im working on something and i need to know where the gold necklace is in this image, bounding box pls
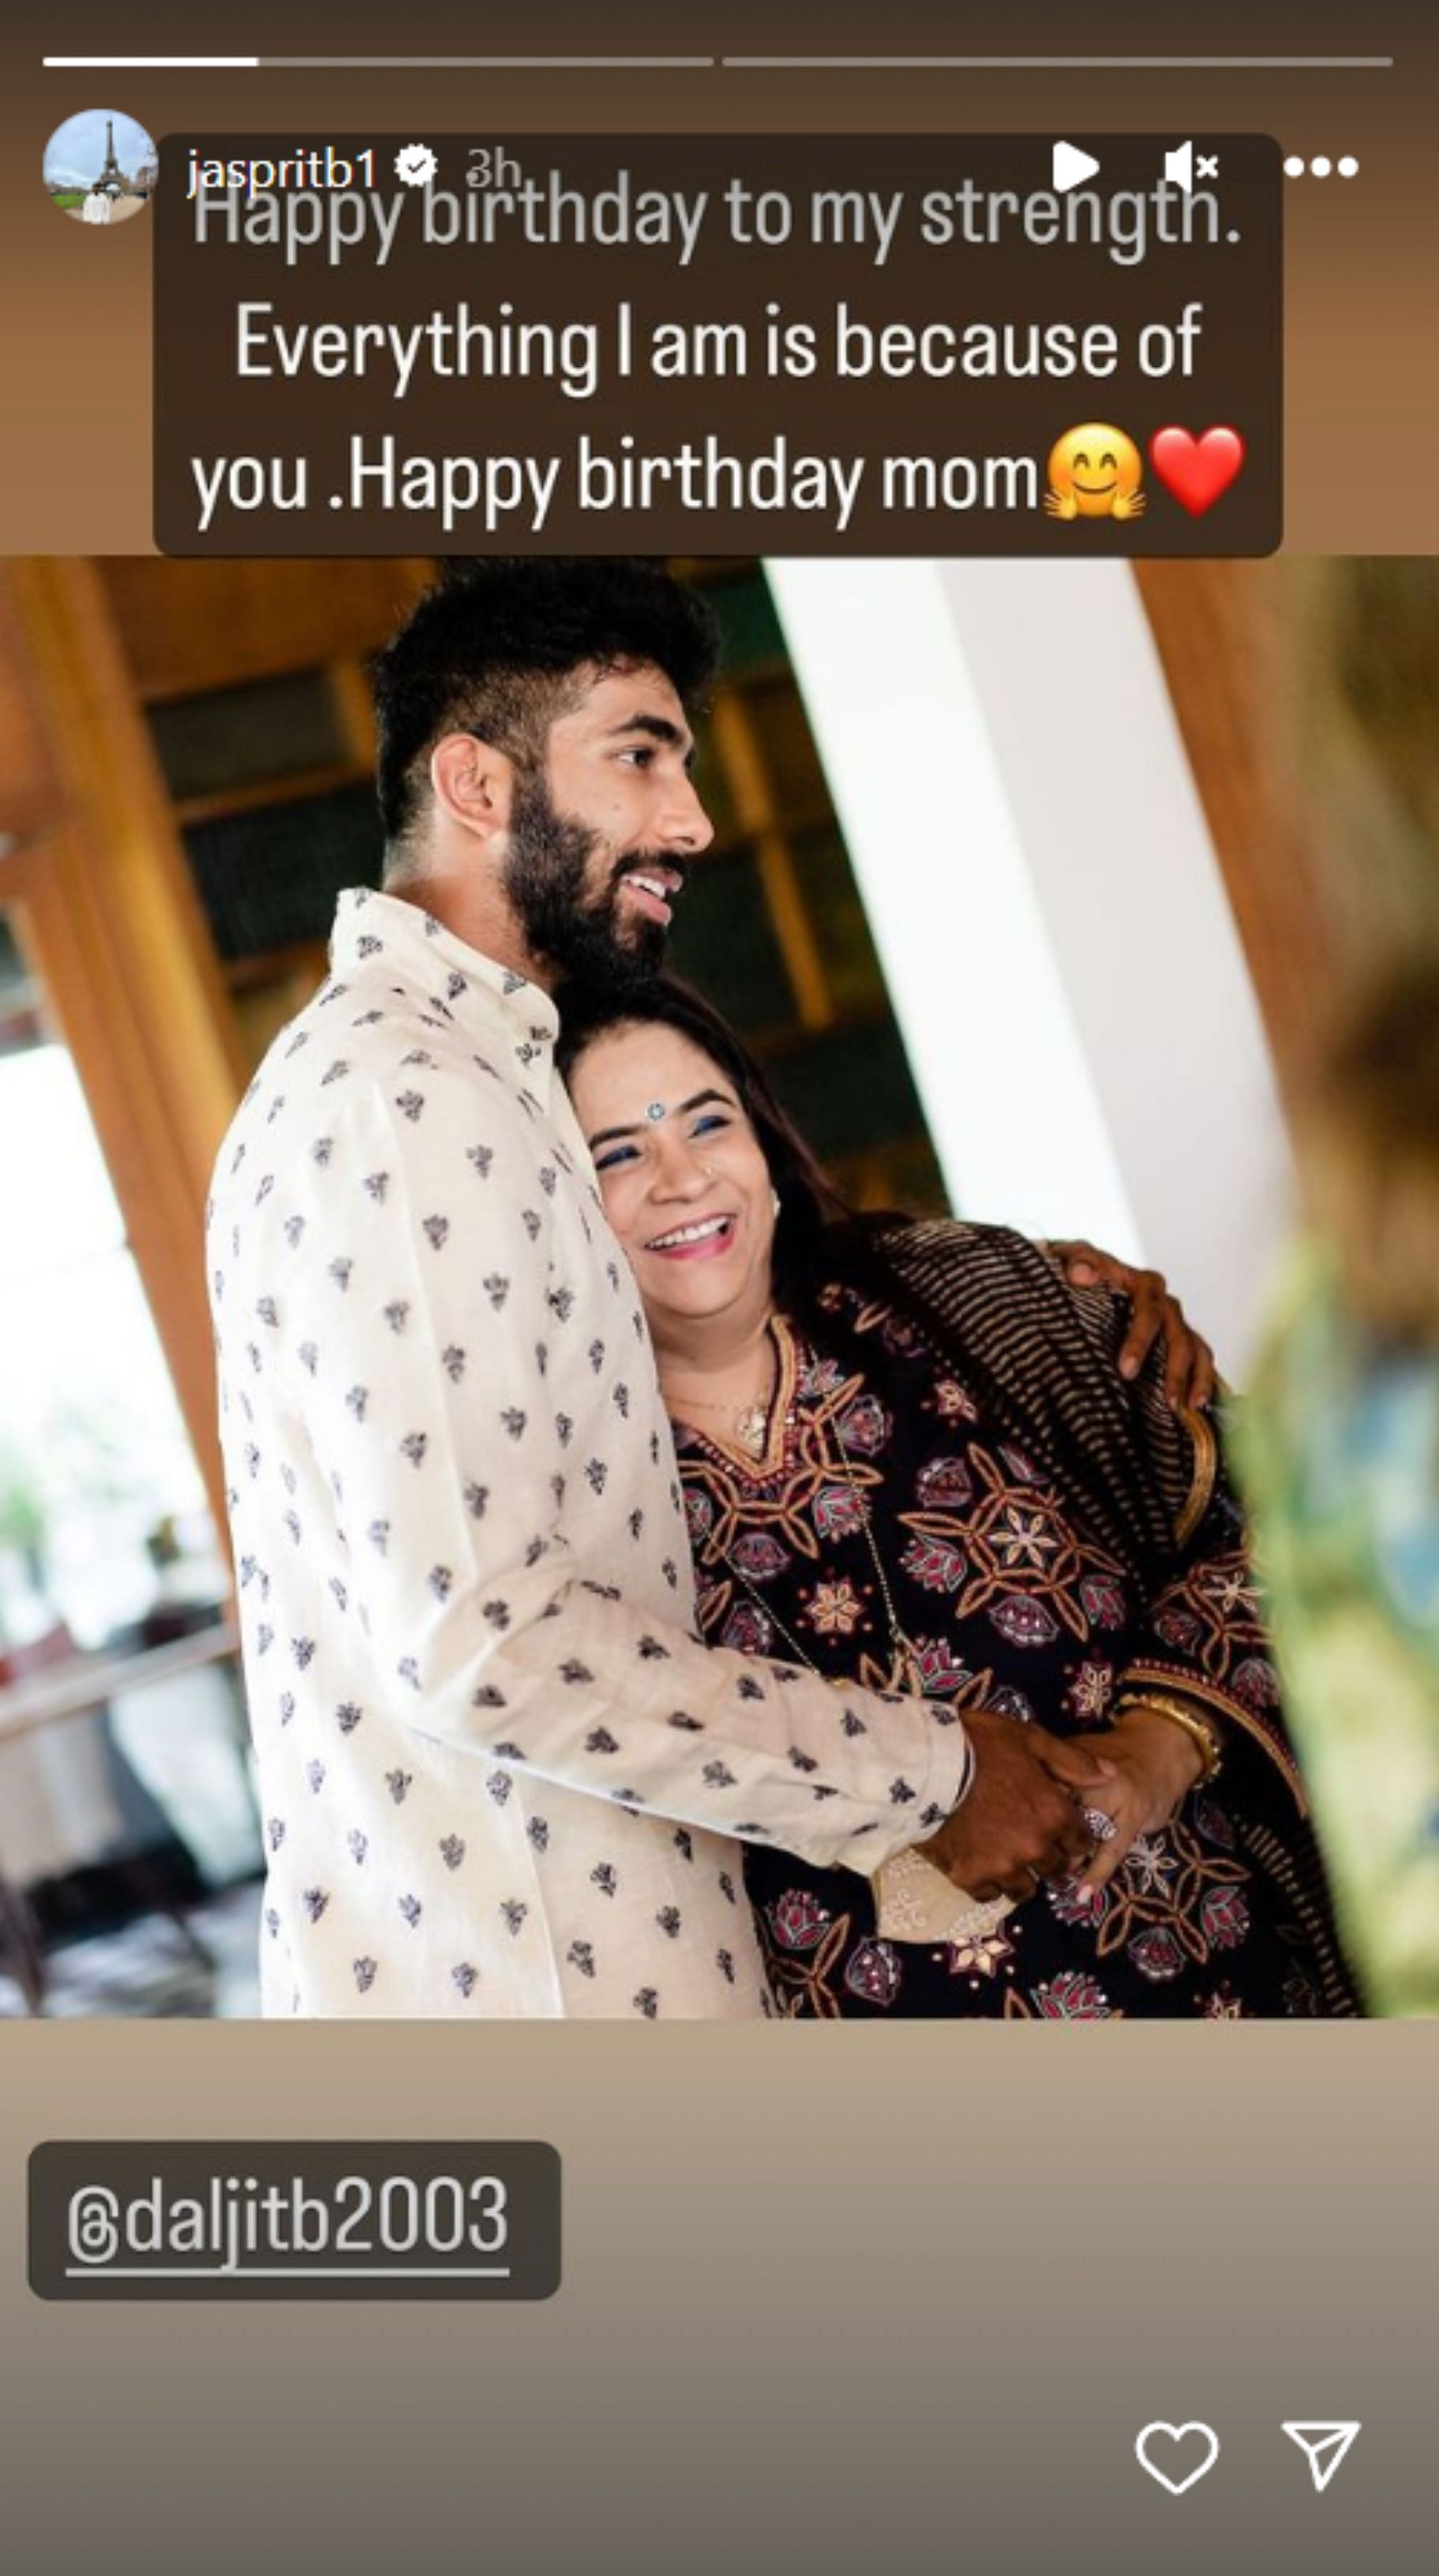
[692,1318,929,1697]
[666,1323,781,1462]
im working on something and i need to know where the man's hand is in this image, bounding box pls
[1068,1707,1206,1893]
[1051,1237,1218,1408]
[920,1709,1116,1903]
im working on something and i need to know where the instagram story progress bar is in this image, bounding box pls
[44,54,1394,69]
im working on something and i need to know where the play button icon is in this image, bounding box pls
[1054,141,1102,193]
[1283,2423,1362,2494]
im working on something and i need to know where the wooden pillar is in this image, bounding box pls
[0,561,249,1543]
[1134,561,1333,1095]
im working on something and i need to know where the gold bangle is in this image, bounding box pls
[1115,1692,1224,1783]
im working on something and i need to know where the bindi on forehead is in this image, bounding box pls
[583,1084,735,1153]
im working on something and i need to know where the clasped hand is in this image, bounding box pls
[920,1705,1204,1904]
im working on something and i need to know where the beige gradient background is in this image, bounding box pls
[3,2028,1437,2566]
[5,0,1435,552]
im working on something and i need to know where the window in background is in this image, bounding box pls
[0,912,225,1660]
[103,555,947,1215]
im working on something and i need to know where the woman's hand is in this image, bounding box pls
[920,1709,1116,1904]
[1068,1707,1207,1892]
[1051,1239,1218,1408]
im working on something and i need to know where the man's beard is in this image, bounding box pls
[501,772,676,994]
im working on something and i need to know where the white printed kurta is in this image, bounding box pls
[207,889,970,2016]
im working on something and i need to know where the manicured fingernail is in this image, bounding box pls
[1120,1355,1139,1378]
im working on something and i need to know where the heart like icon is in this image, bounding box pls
[1135,2421,1221,2496]
[1149,425,1246,515]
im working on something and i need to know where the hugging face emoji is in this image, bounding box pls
[1045,424,1146,521]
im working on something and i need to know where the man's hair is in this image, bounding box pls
[370,557,719,872]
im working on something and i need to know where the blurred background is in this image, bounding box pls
[0,550,1422,2015]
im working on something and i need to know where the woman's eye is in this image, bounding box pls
[594,1144,639,1173]
[691,1114,729,1139]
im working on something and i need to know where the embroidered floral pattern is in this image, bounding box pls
[1031,1971,1115,2020]
[801,1578,869,1638]
[948,1926,1016,1979]
[1066,1659,1115,1721]
[843,1938,903,2007]
[683,1279,1355,2024]
[769,1889,831,1952]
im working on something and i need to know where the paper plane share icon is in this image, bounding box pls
[1283,2422,1362,2493]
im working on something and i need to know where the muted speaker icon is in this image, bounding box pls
[1163,142,1221,191]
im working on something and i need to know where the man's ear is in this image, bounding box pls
[429,730,515,844]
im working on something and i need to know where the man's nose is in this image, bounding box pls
[659,771,715,856]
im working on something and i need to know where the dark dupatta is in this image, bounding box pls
[871,1218,1213,1595]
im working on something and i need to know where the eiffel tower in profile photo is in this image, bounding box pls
[92,118,129,198]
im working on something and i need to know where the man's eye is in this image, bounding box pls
[619,746,654,768]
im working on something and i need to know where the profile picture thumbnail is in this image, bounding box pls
[43,108,158,225]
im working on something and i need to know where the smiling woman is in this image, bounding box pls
[577,1021,780,1402]
[557,974,1359,2021]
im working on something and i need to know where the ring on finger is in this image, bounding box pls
[1083,1807,1119,1844]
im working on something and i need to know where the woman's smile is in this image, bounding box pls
[644,1212,740,1260]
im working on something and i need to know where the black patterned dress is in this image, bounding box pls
[676,1284,1358,2020]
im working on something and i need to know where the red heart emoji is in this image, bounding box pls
[1149,425,1246,515]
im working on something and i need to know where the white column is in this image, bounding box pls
[766,557,1292,1375]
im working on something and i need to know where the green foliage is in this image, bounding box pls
[0,1443,45,1554]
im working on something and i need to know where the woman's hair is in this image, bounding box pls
[554,975,894,1332]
